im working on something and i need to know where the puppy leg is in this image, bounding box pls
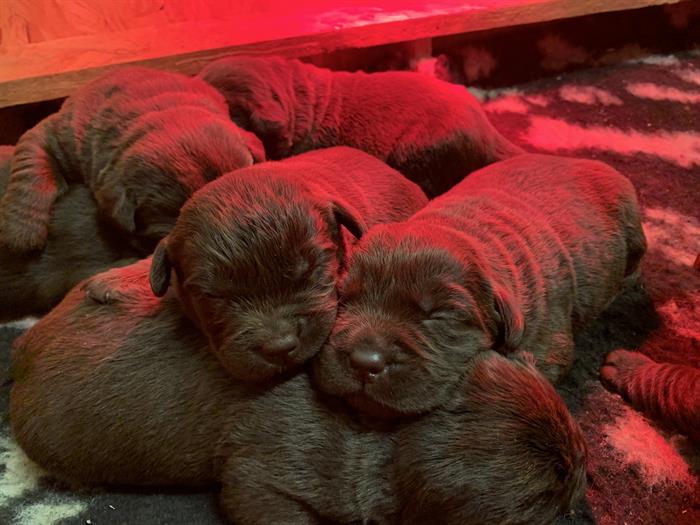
[0,116,66,253]
[601,350,700,442]
[220,456,321,525]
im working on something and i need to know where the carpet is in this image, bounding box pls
[0,50,698,525]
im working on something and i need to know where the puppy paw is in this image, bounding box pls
[600,349,653,394]
[0,217,48,254]
[82,258,152,305]
[83,278,120,304]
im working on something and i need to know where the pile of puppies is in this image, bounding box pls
[1,55,649,524]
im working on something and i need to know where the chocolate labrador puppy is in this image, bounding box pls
[602,350,700,442]
[0,67,265,255]
[10,260,587,525]
[142,147,428,383]
[197,55,523,198]
[314,154,647,417]
[0,146,138,321]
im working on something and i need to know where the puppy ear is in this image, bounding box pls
[325,200,367,272]
[491,285,525,351]
[239,129,266,163]
[94,182,136,234]
[150,238,172,297]
[331,200,367,241]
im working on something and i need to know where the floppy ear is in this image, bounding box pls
[332,200,367,241]
[491,285,525,351]
[239,129,266,163]
[325,200,367,271]
[150,238,172,297]
[94,181,136,234]
[245,93,295,159]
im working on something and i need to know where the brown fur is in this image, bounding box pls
[313,153,647,416]
[197,55,523,198]
[10,260,587,524]
[0,146,138,322]
[601,349,700,442]
[0,67,265,255]
[132,147,428,383]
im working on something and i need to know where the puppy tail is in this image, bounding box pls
[0,117,67,253]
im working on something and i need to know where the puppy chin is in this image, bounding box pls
[345,393,415,420]
[212,339,293,383]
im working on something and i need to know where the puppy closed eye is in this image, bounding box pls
[428,310,457,321]
[423,309,470,326]
[199,289,240,305]
[416,294,471,325]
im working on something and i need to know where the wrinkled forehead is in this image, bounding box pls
[171,197,331,289]
[346,232,464,296]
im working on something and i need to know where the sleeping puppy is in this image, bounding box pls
[0,67,264,255]
[0,146,138,322]
[197,55,523,198]
[601,350,700,443]
[10,260,587,525]
[314,153,647,417]
[143,147,428,383]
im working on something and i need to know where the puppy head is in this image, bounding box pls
[94,108,265,253]
[312,223,524,417]
[149,172,365,382]
[198,56,293,159]
[396,351,588,525]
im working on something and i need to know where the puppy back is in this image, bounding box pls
[10,274,237,487]
[397,351,587,525]
[277,146,429,226]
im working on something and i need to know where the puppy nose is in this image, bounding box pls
[350,348,386,375]
[261,333,299,356]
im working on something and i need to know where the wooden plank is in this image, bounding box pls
[0,0,684,107]
[0,0,286,47]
